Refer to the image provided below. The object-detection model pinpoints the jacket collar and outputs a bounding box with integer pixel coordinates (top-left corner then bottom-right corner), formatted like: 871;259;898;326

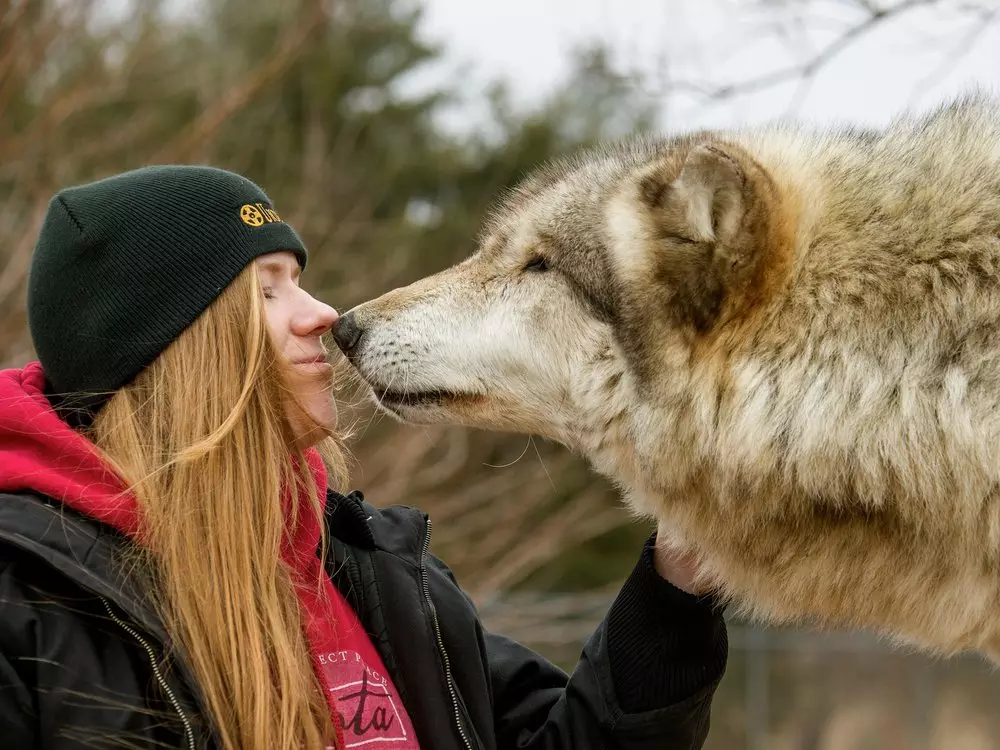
325;489;377;549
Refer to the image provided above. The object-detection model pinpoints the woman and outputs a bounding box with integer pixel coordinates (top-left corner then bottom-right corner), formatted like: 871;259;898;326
0;165;727;749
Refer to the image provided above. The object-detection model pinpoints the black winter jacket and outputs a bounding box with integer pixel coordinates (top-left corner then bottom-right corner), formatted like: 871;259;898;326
0;489;728;749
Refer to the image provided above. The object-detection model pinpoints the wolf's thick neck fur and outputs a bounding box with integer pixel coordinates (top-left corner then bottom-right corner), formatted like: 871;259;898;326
344;94;1000;661
585;96;1000;658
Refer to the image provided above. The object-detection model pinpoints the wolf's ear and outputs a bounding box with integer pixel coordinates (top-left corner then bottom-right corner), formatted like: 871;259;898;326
641;144;747;245
636;142;775;333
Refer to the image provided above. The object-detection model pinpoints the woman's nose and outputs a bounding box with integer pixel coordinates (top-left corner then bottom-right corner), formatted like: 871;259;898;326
316;303;338;335
298;294;338;336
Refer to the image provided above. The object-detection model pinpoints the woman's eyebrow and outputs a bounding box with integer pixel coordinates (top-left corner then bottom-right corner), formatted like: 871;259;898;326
256;260;300;280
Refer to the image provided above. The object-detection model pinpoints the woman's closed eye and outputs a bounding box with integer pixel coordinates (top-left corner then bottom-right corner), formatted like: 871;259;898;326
262;286;276;300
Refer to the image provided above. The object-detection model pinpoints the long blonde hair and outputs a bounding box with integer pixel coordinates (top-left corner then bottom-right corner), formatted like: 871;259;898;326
89;262;349;749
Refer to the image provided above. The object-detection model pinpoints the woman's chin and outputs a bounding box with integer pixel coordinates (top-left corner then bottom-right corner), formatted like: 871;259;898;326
285;394;337;449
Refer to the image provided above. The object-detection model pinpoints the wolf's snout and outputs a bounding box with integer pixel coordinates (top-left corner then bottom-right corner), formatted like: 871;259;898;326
332;311;364;356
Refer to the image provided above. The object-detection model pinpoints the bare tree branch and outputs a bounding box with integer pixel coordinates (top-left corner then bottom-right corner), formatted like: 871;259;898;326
671;0;942;102
907;5;1000;107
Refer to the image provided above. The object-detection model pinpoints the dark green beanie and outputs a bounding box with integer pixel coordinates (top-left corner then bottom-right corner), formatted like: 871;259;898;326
27;164;308;422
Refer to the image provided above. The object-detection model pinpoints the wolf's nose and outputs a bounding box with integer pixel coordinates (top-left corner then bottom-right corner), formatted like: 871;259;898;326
333;311;363;356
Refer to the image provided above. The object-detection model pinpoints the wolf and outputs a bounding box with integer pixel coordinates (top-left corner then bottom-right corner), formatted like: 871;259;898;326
333;92;1000;660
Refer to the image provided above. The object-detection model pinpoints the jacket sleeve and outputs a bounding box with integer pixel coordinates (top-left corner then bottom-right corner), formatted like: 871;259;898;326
484;535;728;749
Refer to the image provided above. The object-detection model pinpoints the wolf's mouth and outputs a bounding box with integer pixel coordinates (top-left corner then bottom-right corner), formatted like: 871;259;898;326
372;388;486;416
375;389;455;408
371;386;488;413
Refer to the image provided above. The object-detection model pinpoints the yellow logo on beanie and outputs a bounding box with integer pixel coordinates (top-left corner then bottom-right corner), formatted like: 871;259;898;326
239;203;282;227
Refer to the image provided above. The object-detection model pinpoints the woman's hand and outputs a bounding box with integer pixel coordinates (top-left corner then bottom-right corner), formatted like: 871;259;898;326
652;524;713;596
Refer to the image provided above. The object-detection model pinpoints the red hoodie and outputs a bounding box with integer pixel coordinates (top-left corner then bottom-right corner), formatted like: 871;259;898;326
0;362;419;750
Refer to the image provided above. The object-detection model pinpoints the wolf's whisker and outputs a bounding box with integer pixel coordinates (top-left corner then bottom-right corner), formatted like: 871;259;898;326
484;437;532;469
531;437;556;492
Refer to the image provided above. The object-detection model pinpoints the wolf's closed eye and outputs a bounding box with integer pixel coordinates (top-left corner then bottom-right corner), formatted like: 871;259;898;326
523;256;550;272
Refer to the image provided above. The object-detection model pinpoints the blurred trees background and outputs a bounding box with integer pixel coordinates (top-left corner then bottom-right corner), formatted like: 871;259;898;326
0;0;656;598
2;1;1000;747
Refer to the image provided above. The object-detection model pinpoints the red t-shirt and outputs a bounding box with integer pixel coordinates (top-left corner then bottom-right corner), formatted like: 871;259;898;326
318;589;420;749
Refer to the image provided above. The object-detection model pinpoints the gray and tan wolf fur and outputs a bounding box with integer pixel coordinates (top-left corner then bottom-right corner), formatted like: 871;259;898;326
337;93;1000;661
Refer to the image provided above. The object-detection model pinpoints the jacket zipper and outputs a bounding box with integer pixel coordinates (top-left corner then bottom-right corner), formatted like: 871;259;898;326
100;597;196;750
420;518;475;750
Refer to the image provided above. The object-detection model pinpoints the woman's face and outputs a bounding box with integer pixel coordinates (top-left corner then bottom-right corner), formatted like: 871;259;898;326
255;252;338;447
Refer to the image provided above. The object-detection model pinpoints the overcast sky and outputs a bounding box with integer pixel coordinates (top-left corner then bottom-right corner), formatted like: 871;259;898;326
405;0;1000;134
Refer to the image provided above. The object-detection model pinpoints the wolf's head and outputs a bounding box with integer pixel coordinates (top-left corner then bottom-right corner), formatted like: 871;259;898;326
336;135;794;450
